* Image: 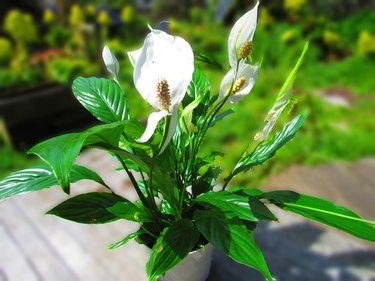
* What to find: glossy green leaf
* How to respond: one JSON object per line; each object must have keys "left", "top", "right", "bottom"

{"left": 264, "top": 191, "right": 375, "bottom": 242}
{"left": 0, "top": 165, "right": 108, "bottom": 201}
{"left": 0, "top": 166, "right": 56, "bottom": 200}
{"left": 194, "top": 209, "right": 273, "bottom": 281}
{"left": 122, "top": 118, "right": 145, "bottom": 139}
{"left": 186, "top": 67, "right": 210, "bottom": 101}
{"left": 196, "top": 191, "right": 276, "bottom": 222}
{"left": 108, "top": 230, "right": 141, "bottom": 250}
{"left": 107, "top": 201, "right": 154, "bottom": 222}
{"left": 196, "top": 191, "right": 257, "bottom": 221}
{"left": 47, "top": 192, "right": 126, "bottom": 224}
{"left": 72, "top": 77, "right": 128, "bottom": 123}
{"left": 233, "top": 113, "right": 307, "bottom": 175}
{"left": 28, "top": 122, "right": 125, "bottom": 192}
{"left": 192, "top": 166, "right": 221, "bottom": 197}
{"left": 70, "top": 165, "right": 109, "bottom": 188}
{"left": 185, "top": 67, "right": 211, "bottom": 125}
{"left": 146, "top": 219, "right": 200, "bottom": 281}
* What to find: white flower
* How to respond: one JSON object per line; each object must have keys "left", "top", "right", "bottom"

{"left": 228, "top": 1, "right": 259, "bottom": 68}
{"left": 102, "top": 45, "right": 119, "bottom": 81}
{"left": 219, "top": 61, "right": 258, "bottom": 103}
{"left": 128, "top": 28, "right": 194, "bottom": 152}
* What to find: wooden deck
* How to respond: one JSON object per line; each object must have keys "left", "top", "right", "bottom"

{"left": 1, "top": 150, "right": 374, "bottom": 281}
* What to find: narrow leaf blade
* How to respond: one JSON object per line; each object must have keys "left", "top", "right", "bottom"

{"left": 234, "top": 113, "right": 307, "bottom": 175}
{"left": 264, "top": 191, "right": 375, "bottom": 242}
{"left": 108, "top": 231, "right": 140, "bottom": 250}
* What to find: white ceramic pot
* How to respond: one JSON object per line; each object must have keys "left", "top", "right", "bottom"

{"left": 159, "top": 244, "right": 213, "bottom": 281}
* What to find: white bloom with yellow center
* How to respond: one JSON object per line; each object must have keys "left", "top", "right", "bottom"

{"left": 228, "top": 1, "right": 259, "bottom": 68}
{"left": 128, "top": 28, "right": 194, "bottom": 152}
{"left": 219, "top": 61, "right": 258, "bottom": 103}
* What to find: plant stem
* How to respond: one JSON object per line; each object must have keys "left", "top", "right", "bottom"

{"left": 147, "top": 162, "right": 160, "bottom": 213}
{"left": 115, "top": 154, "right": 150, "bottom": 208}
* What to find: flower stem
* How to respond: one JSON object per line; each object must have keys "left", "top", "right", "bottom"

{"left": 115, "top": 154, "right": 150, "bottom": 208}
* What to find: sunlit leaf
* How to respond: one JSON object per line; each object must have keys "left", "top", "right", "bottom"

{"left": 256, "top": 42, "right": 308, "bottom": 141}
{"left": 108, "top": 230, "right": 141, "bottom": 250}
{"left": 28, "top": 122, "right": 125, "bottom": 192}
{"left": 72, "top": 77, "right": 128, "bottom": 123}
{"left": 107, "top": 201, "right": 154, "bottom": 222}
{"left": 264, "top": 190, "right": 375, "bottom": 242}
{"left": 0, "top": 165, "right": 108, "bottom": 201}
{"left": 233, "top": 113, "right": 307, "bottom": 175}
{"left": 196, "top": 191, "right": 276, "bottom": 221}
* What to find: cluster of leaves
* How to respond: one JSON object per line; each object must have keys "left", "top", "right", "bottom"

{"left": 1, "top": 45, "right": 374, "bottom": 281}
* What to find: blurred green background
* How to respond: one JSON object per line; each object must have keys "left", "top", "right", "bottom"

{"left": 0, "top": 0, "right": 374, "bottom": 186}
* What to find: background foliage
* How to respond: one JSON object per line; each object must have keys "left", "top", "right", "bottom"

{"left": 0, "top": 0, "right": 374, "bottom": 185}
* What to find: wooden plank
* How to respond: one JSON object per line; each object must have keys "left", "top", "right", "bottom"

{"left": 14, "top": 190, "right": 120, "bottom": 281}
{"left": 0, "top": 222, "right": 39, "bottom": 281}
{"left": 0, "top": 198, "right": 78, "bottom": 281}
{"left": 266, "top": 163, "right": 375, "bottom": 219}
{"left": 11, "top": 162, "right": 149, "bottom": 281}
{"left": 349, "top": 158, "right": 375, "bottom": 189}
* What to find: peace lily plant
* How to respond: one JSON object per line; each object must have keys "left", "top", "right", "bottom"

{"left": 1, "top": 2, "right": 374, "bottom": 281}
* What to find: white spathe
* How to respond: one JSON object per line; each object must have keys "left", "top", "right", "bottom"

{"left": 128, "top": 28, "right": 194, "bottom": 150}
{"left": 219, "top": 61, "right": 258, "bottom": 103}
{"left": 228, "top": 1, "right": 259, "bottom": 68}
{"left": 102, "top": 45, "right": 119, "bottom": 80}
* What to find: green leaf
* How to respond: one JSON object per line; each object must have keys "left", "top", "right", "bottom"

{"left": 70, "top": 165, "right": 110, "bottom": 189}
{"left": 122, "top": 118, "right": 145, "bottom": 139}
{"left": 209, "top": 108, "right": 236, "bottom": 127}
{"left": 185, "top": 67, "right": 211, "bottom": 125}
{"left": 233, "top": 113, "right": 307, "bottom": 176}
{"left": 107, "top": 201, "right": 154, "bottom": 222}
{"left": 108, "top": 230, "right": 141, "bottom": 250}
{"left": 194, "top": 209, "right": 273, "bottom": 281}
{"left": 72, "top": 77, "right": 128, "bottom": 123}
{"left": 28, "top": 122, "right": 125, "bottom": 192}
{"left": 0, "top": 165, "right": 108, "bottom": 201}
{"left": 264, "top": 191, "right": 375, "bottom": 242}
{"left": 248, "top": 197, "right": 277, "bottom": 221}
{"left": 47, "top": 192, "right": 126, "bottom": 224}
{"left": 195, "top": 53, "right": 223, "bottom": 69}
{"left": 256, "top": 42, "right": 308, "bottom": 141}
{"left": 196, "top": 191, "right": 276, "bottom": 222}
{"left": 0, "top": 166, "right": 56, "bottom": 200}
{"left": 186, "top": 68, "right": 210, "bottom": 99}
{"left": 201, "top": 151, "right": 224, "bottom": 165}
{"left": 146, "top": 219, "right": 200, "bottom": 281}
{"left": 192, "top": 166, "right": 221, "bottom": 197}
